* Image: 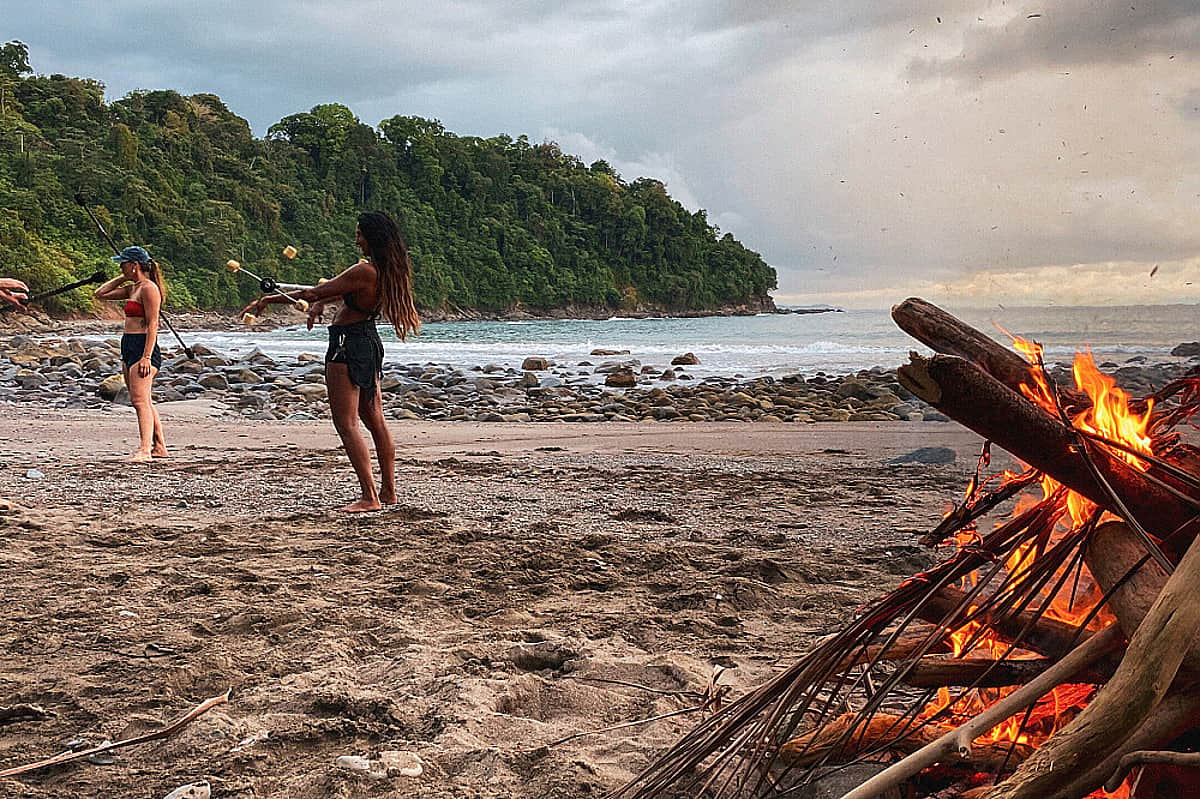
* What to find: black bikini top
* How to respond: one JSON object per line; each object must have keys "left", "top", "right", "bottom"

{"left": 342, "top": 291, "right": 380, "bottom": 319}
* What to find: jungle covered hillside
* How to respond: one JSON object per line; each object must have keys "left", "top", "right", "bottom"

{"left": 0, "top": 41, "right": 776, "bottom": 315}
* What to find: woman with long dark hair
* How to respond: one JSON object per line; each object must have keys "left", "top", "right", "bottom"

{"left": 95, "top": 245, "right": 169, "bottom": 462}
{"left": 241, "top": 211, "right": 420, "bottom": 512}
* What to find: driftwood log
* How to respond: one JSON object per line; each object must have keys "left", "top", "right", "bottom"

{"left": 891, "top": 298, "right": 1089, "bottom": 411}
{"left": 1085, "top": 521, "right": 1171, "bottom": 641}
{"left": 892, "top": 298, "right": 1046, "bottom": 396}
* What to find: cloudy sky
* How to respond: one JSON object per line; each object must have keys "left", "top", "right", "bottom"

{"left": 8, "top": 1, "right": 1200, "bottom": 308}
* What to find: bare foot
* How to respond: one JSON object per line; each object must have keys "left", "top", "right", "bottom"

{"left": 128, "top": 450, "right": 153, "bottom": 463}
{"left": 339, "top": 498, "right": 382, "bottom": 513}
{"left": 151, "top": 447, "right": 169, "bottom": 459}
{"left": 380, "top": 490, "right": 398, "bottom": 505}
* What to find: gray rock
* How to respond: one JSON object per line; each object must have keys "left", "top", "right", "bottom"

{"left": 14, "top": 369, "right": 47, "bottom": 389}
{"left": 294, "top": 384, "right": 328, "bottom": 401}
{"left": 889, "top": 446, "right": 956, "bottom": 465}
{"left": 228, "top": 368, "right": 264, "bottom": 384}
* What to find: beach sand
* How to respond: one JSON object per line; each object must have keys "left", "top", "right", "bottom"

{"left": 0, "top": 402, "right": 1001, "bottom": 797}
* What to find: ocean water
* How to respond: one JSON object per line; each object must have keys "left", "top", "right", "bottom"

{"left": 186, "top": 304, "right": 1200, "bottom": 380}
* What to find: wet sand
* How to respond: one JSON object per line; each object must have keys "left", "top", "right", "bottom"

{"left": 0, "top": 403, "right": 993, "bottom": 797}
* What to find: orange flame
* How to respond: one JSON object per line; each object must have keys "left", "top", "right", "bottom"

{"left": 927, "top": 334, "right": 1157, "bottom": 765}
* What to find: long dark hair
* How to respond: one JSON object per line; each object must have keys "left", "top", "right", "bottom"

{"left": 358, "top": 211, "right": 420, "bottom": 340}
{"left": 141, "top": 257, "right": 167, "bottom": 302}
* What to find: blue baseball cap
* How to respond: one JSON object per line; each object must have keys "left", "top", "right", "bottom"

{"left": 112, "top": 245, "right": 152, "bottom": 264}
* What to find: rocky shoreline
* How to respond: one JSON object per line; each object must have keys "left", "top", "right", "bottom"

{"left": 0, "top": 295, "right": 831, "bottom": 335}
{"left": 0, "top": 333, "right": 1194, "bottom": 425}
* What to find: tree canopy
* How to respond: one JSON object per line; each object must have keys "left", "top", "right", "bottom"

{"left": 0, "top": 42, "right": 777, "bottom": 315}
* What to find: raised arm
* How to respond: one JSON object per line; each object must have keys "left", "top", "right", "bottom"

{"left": 94, "top": 274, "right": 133, "bottom": 301}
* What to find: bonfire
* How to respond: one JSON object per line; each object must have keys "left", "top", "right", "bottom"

{"left": 618, "top": 298, "right": 1200, "bottom": 799}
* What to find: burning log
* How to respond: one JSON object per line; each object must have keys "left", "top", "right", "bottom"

{"left": 891, "top": 298, "right": 1093, "bottom": 414}
{"left": 904, "top": 656, "right": 1063, "bottom": 689}
{"left": 916, "top": 584, "right": 1094, "bottom": 661}
{"left": 897, "top": 353, "right": 1200, "bottom": 541}
{"left": 982, "top": 532, "right": 1200, "bottom": 799}
{"left": 839, "top": 625, "right": 1123, "bottom": 799}
{"left": 780, "top": 711, "right": 1035, "bottom": 770}
{"left": 1085, "top": 520, "right": 1170, "bottom": 641}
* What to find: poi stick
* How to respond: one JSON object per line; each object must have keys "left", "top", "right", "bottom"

{"left": 225, "top": 259, "right": 310, "bottom": 312}
{"left": 0, "top": 271, "right": 107, "bottom": 313}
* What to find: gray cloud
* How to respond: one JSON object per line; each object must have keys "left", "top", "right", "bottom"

{"left": 7, "top": 0, "right": 1200, "bottom": 307}
{"left": 912, "top": 0, "right": 1200, "bottom": 80}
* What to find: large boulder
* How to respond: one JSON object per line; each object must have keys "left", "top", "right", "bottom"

{"left": 97, "top": 373, "right": 126, "bottom": 400}
{"left": 671, "top": 352, "right": 700, "bottom": 366}
{"left": 521, "top": 357, "right": 550, "bottom": 370}
{"left": 604, "top": 368, "right": 638, "bottom": 388}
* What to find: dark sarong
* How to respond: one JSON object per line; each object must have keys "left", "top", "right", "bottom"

{"left": 325, "top": 319, "right": 384, "bottom": 390}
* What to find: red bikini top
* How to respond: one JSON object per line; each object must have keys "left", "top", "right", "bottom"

{"left": 124, "top": 299, "right": 145, "bottom": 318}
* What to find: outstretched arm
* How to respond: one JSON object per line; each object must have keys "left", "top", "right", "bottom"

{"left": 240, "top": 261, "right": 372, "bottom": 317}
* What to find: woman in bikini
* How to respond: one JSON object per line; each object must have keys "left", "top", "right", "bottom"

{"left": 241, "top": 211, "right": 420, "bottom": 512}
{"left": 94, "top": 246, "right": 168, "bottom": 462}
